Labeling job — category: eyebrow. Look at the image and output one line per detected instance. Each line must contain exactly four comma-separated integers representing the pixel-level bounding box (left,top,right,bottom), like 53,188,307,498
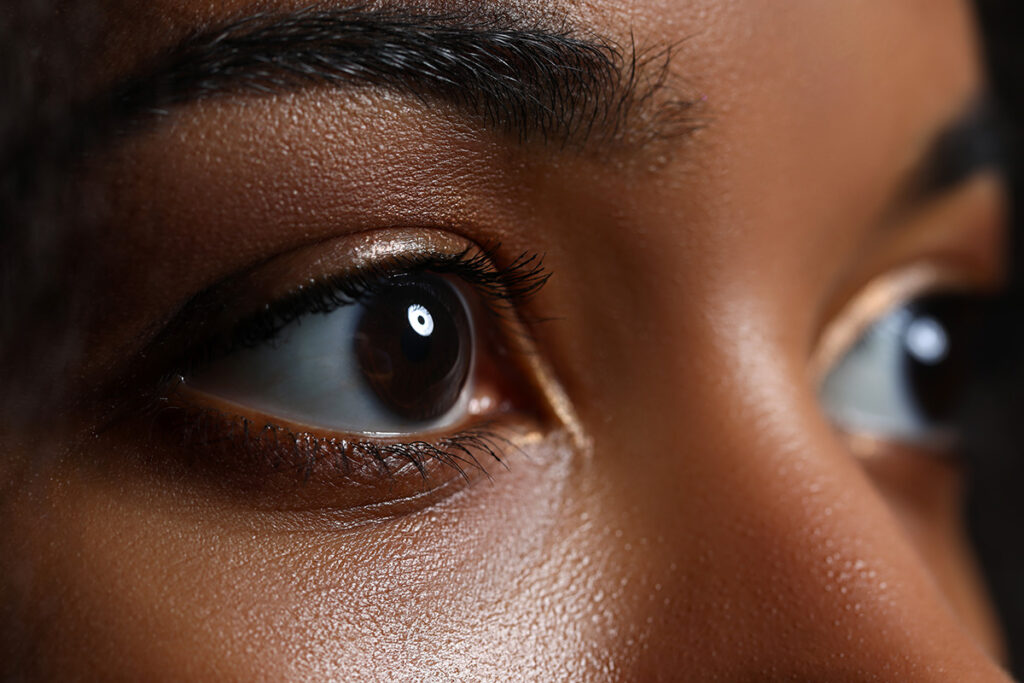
73,7,694,153
892,98,1005,215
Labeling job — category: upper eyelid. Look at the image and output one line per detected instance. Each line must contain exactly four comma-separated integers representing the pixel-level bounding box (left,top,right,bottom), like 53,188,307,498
809,263,981,384
169,244,551,379
83,230,542,415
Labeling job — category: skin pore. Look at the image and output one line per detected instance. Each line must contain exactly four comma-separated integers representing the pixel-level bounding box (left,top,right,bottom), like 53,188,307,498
0,0,1017,679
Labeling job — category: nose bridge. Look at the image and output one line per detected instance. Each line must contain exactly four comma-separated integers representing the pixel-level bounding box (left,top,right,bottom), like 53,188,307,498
609,310,1009,679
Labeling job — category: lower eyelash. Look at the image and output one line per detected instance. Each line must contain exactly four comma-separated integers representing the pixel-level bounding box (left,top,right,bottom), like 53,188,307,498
148,400,514,484
257,422,514,482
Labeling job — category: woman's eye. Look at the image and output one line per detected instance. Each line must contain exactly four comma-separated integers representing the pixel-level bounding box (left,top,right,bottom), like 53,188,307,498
151,243,554,503
181,272,487,437
818,293,979,448
353,275,472,425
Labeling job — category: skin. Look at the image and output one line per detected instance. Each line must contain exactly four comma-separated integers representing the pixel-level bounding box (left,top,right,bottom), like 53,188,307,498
0,0,1016,679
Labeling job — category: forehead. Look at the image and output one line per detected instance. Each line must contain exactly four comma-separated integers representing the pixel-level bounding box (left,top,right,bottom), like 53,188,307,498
88,0,983,168
80,0,984,301
78,1,982,166
27,0,987,351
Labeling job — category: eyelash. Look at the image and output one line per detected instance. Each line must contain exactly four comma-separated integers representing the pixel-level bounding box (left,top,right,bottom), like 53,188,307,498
153,244,549,484
182,244,550,371
162,402,517,483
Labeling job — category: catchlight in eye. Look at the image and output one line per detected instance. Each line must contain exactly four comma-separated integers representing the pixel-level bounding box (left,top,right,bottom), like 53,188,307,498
182,272,479,437
818,294,978,448
354,275,472,422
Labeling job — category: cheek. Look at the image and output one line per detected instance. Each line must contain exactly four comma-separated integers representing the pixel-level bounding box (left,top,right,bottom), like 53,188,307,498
3,433,632,680
560,346,1002,676
863,451,1004,658
526,185,1004,670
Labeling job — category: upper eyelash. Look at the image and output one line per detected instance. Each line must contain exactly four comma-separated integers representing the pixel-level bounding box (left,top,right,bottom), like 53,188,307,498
180,243,550,373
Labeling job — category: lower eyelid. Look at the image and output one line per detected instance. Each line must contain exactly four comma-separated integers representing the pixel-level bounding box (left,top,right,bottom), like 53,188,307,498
146,393,541,513
836,431,958,461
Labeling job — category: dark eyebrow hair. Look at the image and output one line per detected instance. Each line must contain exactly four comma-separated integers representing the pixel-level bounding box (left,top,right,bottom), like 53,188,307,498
79,7,695,152
2,7,698,263
890,98,1005,218
915,99,1005,197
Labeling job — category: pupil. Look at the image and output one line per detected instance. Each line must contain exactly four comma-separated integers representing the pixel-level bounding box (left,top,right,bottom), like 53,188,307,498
354,275,471,422
903,295,977,425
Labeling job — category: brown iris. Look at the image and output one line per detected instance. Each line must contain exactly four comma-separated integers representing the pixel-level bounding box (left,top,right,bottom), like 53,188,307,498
354,275,472,422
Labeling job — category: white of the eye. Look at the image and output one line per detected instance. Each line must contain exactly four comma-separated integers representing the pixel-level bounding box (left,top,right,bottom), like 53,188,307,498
904,315,949,365
407,304,434,337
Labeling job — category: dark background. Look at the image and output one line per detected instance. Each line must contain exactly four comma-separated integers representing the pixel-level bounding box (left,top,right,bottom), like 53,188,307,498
969,0,1024,674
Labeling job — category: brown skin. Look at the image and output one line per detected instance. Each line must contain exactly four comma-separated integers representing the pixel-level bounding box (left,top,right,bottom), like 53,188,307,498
1,0,1016,679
